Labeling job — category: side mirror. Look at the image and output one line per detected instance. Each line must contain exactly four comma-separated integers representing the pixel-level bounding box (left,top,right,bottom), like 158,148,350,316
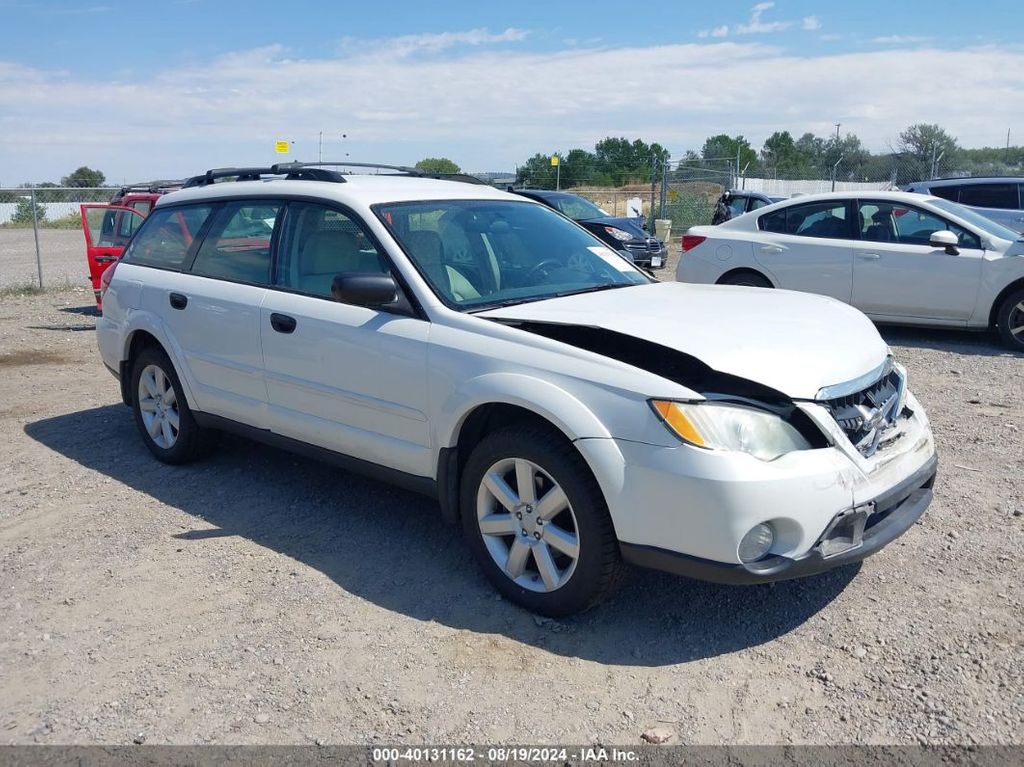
929,230,960,255
331,273,397,307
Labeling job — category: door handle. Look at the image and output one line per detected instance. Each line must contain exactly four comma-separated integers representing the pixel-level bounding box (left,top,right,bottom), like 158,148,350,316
759,245,784,254
856,252,881,260
95,255,117,264
270,313,297,334
169,292,188,310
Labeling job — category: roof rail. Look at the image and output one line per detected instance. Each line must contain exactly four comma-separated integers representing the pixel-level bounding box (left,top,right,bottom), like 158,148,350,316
114,179,184,194
181,165,349,188
181,162,489,189
272,161,490,185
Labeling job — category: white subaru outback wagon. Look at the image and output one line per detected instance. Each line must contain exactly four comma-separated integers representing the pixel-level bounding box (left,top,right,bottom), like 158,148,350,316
96,162,938,616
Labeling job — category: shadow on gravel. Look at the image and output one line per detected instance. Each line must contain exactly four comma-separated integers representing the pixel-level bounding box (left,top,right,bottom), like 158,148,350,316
879,325,1016,357
26,405,856,667
59,306,100,317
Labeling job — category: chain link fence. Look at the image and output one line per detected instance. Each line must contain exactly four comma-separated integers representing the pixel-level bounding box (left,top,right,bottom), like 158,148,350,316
0,187,115,291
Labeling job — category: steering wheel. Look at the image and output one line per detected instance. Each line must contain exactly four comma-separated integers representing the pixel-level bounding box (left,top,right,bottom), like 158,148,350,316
525,259,563,283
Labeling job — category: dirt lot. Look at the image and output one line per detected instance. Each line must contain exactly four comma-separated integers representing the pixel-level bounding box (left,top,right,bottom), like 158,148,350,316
0,273,1022,745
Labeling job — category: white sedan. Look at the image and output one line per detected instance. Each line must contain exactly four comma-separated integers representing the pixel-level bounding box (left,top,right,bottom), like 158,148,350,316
677,191,1024,350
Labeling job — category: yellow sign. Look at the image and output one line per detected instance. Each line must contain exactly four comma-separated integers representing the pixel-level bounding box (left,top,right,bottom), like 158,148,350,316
275,141,290,154
550,155,559,166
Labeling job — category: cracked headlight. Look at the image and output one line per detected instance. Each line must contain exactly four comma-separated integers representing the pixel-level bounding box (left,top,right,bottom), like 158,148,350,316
651,400,812,461
603,226,634,241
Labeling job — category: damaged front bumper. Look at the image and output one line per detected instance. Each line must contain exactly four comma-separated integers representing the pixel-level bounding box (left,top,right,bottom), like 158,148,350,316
618,453,936,584
574,388,937,585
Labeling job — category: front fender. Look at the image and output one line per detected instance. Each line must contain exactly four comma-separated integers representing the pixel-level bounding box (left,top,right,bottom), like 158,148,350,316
436,372,612,450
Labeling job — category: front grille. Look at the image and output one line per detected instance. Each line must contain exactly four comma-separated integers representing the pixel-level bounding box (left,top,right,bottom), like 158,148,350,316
820,367,906,457
624,237,664,255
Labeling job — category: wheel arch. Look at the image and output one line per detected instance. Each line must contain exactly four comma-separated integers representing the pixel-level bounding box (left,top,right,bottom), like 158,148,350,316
716,267,775,287
119,318,199,410
988,277,1024,329
435,376,613,525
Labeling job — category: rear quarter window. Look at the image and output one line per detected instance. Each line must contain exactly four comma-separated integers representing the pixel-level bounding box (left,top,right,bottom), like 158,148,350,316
928,185,960,203
958,184,1019,209
124,205,214,270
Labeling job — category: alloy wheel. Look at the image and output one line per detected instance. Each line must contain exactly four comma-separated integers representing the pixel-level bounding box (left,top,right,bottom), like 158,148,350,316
137,363,180,449
475,457,581,593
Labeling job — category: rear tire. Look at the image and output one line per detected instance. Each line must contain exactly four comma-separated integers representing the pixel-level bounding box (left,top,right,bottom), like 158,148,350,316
718,271,772,288
460,425,622,616
996,288,1024,351
130,346,218,464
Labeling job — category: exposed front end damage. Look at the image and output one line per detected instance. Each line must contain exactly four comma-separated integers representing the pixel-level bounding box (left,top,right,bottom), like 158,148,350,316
488,316,938,583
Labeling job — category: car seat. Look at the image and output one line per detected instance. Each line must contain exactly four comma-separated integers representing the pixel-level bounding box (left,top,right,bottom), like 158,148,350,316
864,210,894,242
404,230,480,302
297,230,364,295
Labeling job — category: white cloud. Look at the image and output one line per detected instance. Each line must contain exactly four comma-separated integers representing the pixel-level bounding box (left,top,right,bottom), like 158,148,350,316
872,35,930,45
1,37,1023,181
698,25,729,39
705,3,821,37
339,27,529,58
737,2,792,34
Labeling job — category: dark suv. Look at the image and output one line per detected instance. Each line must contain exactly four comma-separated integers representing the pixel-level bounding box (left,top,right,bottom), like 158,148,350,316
904,177,1024,233
511,189,666,268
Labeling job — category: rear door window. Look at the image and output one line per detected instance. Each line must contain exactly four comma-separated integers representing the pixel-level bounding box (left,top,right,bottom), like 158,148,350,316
124,205,214,270
760,201,851,239
190,202,280,285
958,183,1018,210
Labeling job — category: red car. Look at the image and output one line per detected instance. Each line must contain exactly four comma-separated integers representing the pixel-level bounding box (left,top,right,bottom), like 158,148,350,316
80,181,182,309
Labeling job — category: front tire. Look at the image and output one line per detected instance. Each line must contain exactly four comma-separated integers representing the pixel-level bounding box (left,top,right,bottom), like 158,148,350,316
996,288,1024,351
130,346,217,464
460,425,622,616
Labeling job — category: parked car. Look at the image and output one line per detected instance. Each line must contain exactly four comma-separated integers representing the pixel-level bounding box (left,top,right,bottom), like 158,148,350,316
80,181,183,309
714,189,787,223
96,163,937,615
511,189,667,268
677,190,1024,350
905,177,1024,233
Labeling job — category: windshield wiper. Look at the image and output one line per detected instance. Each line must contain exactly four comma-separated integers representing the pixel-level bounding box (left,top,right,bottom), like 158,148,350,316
466,283,634,313
550,283,634,298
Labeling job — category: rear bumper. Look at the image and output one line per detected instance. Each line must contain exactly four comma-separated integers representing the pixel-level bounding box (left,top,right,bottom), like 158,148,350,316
621,454,937,585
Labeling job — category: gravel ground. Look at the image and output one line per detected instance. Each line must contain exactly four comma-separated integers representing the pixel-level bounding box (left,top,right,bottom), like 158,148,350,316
0,275,1022,746
0,229,84,290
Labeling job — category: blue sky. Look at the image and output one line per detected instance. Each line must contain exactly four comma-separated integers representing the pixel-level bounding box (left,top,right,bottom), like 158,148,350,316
1,0,1022,183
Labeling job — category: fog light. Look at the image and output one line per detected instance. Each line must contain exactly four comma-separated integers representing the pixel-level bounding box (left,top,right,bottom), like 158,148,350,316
738,523,775,563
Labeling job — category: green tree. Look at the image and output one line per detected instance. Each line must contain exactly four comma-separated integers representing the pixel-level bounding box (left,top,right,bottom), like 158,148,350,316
11,196,46,224
414,157,460,174
62,166,106,187
516,153,559,188
701,134,758,175
560,148,597,187
896,123,959,178
594,137,669,185
824,133,870,179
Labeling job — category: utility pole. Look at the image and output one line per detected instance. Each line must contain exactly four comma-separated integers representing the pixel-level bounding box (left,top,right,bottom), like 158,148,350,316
835,123,841,142
318,131,323,164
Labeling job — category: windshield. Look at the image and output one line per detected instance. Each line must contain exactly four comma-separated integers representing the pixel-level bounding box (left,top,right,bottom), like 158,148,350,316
931,198,1022,241
376,200,650,310
546,194,608,221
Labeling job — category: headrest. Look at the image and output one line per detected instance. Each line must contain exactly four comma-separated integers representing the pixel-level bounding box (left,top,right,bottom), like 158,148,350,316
405,230,444,266
302,230,357,274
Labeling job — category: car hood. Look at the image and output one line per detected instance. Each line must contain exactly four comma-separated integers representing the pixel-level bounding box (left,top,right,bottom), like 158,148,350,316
579,216,650,237
478,282,889,400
